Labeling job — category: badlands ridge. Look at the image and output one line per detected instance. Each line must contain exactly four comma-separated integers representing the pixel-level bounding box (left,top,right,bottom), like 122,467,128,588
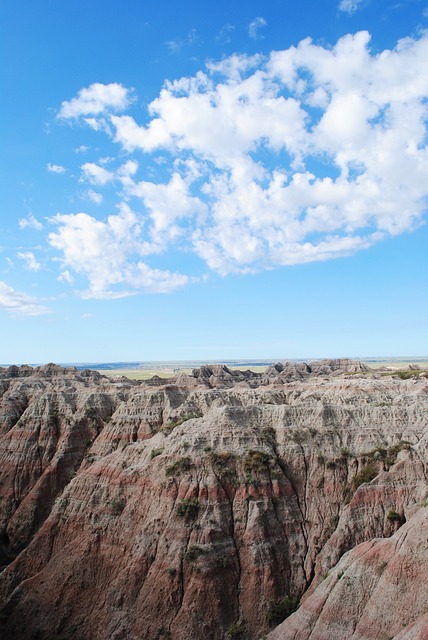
0,359,427,639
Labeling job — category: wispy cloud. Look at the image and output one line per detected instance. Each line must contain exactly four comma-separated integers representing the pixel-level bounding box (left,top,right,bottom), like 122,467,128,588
248,17,267,40
0,281,51,316
166,29,198,54
338,0,366,15
216,23,235,44
86,189,103,204
17,251,41,271
18,214,43,230
47,163,65,174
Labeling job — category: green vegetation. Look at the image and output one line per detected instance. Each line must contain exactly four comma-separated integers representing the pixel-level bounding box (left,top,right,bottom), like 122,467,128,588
162,413,200,434
226,622,246,639
262,426,277,447
244,450,271,473
175,498,199,519
165,456,192,477
184,544,208,562
387,509,402,523
150,448,163,459
110,498,126,516
351,463,378,492
210,451,237,482
363,441,412,468
266,596,299,627
85,406,98,419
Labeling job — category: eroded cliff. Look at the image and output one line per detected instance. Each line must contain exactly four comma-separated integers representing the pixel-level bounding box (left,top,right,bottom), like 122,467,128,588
0,362,426,640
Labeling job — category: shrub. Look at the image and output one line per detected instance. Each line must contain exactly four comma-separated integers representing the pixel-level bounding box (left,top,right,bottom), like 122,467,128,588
175,498,199,519
166,456,192,477
184,544,207,562
150,448,163,459
226,622,246,639
210,451,237,481
351,463,378,492
266,596,299,627
387,509,402,523
163,413,200,433
110,498,125,516
244,450,270,474
262,427,277,447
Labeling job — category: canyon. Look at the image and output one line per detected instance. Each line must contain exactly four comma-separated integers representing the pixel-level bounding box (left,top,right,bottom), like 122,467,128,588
0,360,427,640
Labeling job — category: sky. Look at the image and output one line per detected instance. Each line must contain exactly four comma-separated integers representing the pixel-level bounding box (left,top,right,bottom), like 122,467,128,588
1,0,428,364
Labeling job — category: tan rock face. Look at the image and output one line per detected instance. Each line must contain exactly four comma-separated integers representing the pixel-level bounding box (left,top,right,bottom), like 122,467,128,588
0,362,427,640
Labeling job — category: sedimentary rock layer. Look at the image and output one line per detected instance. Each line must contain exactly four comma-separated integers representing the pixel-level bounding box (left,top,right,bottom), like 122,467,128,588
0,362,426,639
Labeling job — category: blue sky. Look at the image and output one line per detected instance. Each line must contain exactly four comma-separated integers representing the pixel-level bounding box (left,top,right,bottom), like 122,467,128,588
1,0,428,364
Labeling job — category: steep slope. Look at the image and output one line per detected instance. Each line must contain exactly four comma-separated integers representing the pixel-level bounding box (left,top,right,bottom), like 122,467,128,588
267,508,428,640
0,363,427,639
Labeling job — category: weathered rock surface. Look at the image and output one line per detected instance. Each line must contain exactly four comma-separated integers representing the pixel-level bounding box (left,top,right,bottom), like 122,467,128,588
0,361,426,640
267,508,428,640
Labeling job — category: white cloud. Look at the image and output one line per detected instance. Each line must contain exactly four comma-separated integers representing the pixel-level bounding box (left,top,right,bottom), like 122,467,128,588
216,23,235,44
17,251,41,272
248,17,267,40
47,163,66,174
0,281,51,316
123,171,207,245
166,29,198,54
80,162,114,185
74,145,89,153
58,270,74,285
338,0,365,14
57,82,131,119
86,189,103,204
18,214,43,230
54,31,428,286
48,203,188,298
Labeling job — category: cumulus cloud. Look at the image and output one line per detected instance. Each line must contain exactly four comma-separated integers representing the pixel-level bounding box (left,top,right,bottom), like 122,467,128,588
47,163,65,174
48,203,188,298
0,281,51,316
338,0,366,14
17,251,41,271
248,17,267,40
18,214,43,230
53,31,428,290
57,82,131,119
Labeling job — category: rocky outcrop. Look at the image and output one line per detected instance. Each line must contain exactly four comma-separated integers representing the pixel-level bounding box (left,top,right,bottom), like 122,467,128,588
267,508,428,640
0,361,426,640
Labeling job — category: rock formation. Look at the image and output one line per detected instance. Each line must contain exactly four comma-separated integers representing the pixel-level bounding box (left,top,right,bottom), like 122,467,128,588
0,361,426,639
